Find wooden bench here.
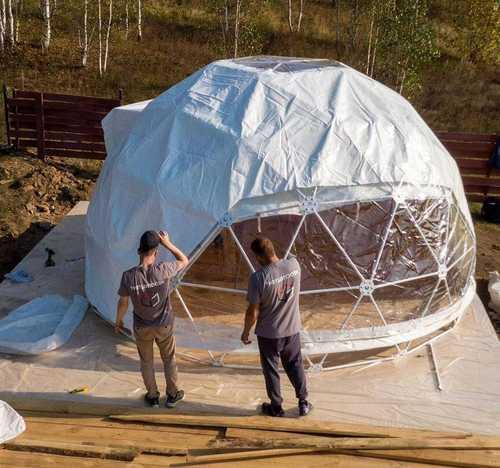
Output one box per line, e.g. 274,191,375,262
3,85,122,160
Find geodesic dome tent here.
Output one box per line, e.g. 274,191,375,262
85,56,476,370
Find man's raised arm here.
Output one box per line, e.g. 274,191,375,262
158,231,189,270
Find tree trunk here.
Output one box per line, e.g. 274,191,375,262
80,0,88,67
288,0,305,33
6,0,13,48
370,25,379,77
137,0,141,41
14,0,21,43
124,0,128,39
98,0,102,76
366,5,375,74
233,0,241,58
0,3,4,51
297,0,304,32
40,0,50,49
103,0,112,72
335,0,340,55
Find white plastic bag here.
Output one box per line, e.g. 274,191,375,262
0,401,25,443
0,294,88,355
489,271,500,314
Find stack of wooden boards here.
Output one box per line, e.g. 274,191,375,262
1,400,499,467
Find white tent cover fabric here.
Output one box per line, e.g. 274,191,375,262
86,56,475,356
0,295,88,355
0,401,25,443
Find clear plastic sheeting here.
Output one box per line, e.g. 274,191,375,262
0,401,25,443
88,56,476,366
0,295,88,355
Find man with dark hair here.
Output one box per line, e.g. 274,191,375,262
116,230,189,408
241,236,312,417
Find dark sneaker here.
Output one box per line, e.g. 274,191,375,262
144,393,160,408
165,390,185,408
261,402,285,417
299,400,313,417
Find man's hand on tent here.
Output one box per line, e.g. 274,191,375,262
158,231,171,246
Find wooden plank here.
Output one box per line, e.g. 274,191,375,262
463,177,500,189
0,450,136,468
14,89,120,107
36,91,45,160
436,131,497,143
45,131,105,142
455,158,491,171
3,438,137,461
226,427,314,440
110,413,472,440
3,84,12,146
16,420,215,452
43,140,106,152
21,411,220,436
442,140,495,158
43,122,104,135
186,449,445,466
45,149,106,159
186,448,322,464
215,435,500,451
347,449,500,468
465,193,489,203
7,129,37,139
43,109,106,122
43,91,120,106
44,101,113,116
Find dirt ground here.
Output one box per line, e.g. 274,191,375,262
0,149,498,337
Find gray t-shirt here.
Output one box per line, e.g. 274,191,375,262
118,261,179,328
247,257,301,339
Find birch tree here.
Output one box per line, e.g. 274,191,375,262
98,0,102,75
124,0,129,39
378,0,438,95
136,0,141,40
78,0,90,67
212,0,263,58
6,0,13,48
103,0,112,73
14,0,21,43
0,1,4,51
287,0,304,33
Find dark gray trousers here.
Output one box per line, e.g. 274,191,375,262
257,333,308,409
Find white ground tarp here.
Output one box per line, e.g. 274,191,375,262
0,401,25,443
88,56,474,353
0,295,88,355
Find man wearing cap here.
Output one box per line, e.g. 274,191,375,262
115,230,189,408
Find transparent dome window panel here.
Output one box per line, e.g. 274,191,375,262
289,212,361,291
300,290,359,331
172,287,247,329
338,295,387,330
446,204,474,267
405,198,449,265
182,229,252,290
373,199,447,283
232,214,304,270
447,250,475,300
317,199,395,280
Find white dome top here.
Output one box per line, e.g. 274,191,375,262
86,56,471,332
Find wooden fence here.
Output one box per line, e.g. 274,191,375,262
436,131,499,203
3,85,122,160
2,86,499,202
